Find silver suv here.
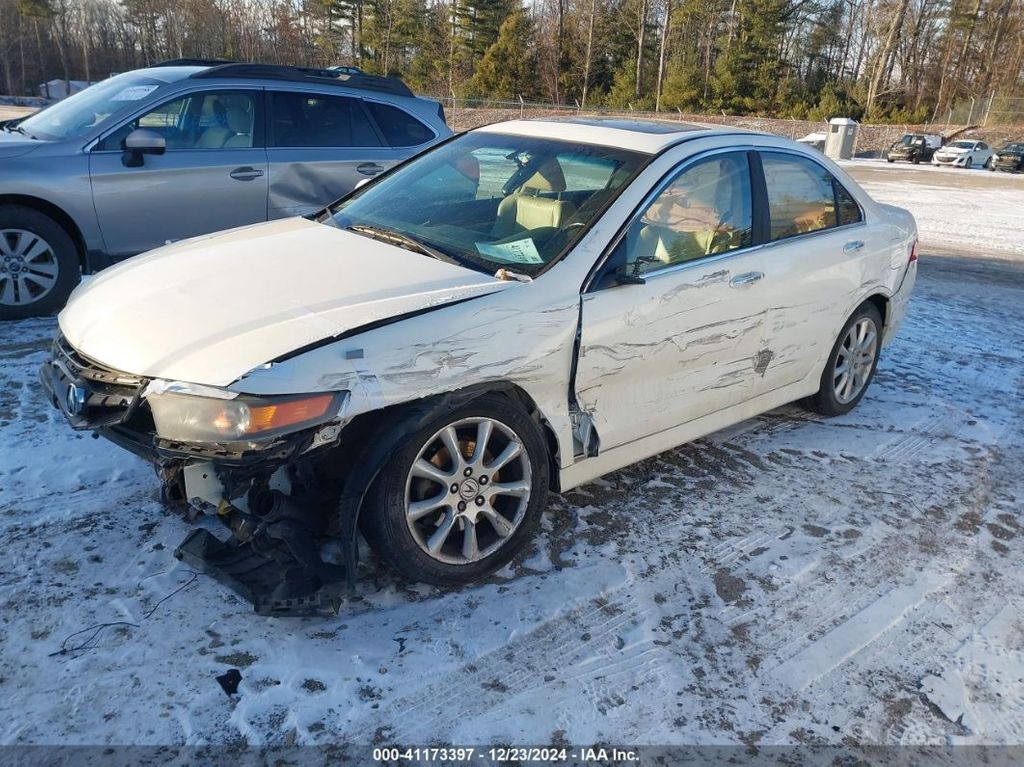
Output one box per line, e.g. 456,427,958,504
0,60,451,319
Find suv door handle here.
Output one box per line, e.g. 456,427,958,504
729,271,764,288
357,163,385,176
229,166,264,181
844,240,865,253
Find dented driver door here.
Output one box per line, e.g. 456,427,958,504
575,251,772,451
573,149,774,451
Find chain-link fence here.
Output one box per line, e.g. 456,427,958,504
985,96,1024,127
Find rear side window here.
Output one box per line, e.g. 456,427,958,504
365,102,433,147
762,152,862,240
557,154,618,191
835,180,862,226
270,91,381,148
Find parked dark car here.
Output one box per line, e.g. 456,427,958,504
991,142,1024,172
0,60,450,319
886,133,941,164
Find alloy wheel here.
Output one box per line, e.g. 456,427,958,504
404,417,532,565
833,317,878,404
0,228,59,306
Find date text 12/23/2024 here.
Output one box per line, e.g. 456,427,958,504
372,747,638,763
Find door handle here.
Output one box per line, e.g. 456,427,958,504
844,240,865,253
229,166,264,181
729,271,764,288
356,162,385,176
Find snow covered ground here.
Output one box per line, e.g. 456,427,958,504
1,168,1023,749
843,160,1024,261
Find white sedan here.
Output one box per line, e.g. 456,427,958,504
41,118,918,612
931,139,995,169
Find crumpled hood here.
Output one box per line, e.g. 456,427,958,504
60,217,510,387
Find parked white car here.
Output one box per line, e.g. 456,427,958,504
41,118,918,612
931,139,994,169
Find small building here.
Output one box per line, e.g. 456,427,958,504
824,117,859,160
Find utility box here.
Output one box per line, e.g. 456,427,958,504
825,117,859,160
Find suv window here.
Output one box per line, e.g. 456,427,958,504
762,152,864,240
100,91,257,151
626,152,753,274
270,91,382,148
364,102,433,147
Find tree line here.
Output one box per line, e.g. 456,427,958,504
1,0,1022,122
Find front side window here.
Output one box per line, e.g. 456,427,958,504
270,91,381,148
625,153,753,274
100,91,256,150
326,132,646,276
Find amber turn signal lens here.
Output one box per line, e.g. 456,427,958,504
247,393,336,434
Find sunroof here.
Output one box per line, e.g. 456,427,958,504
556,117,706,134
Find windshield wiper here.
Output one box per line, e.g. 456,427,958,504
345,224,465,268
2,122,30,137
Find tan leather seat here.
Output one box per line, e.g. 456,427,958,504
636,224,715,265
492,160,576,238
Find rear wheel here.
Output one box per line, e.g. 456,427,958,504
805,303,883,417
362,394,550,586
0,206,79,320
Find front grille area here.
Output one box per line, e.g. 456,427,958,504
50,335,149,427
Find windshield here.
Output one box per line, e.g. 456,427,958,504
1001,143,1024,153
18,73,165,141
326,132,648,277
949,141,975,149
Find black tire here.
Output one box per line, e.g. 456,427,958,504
886,157,894,164
805,302,884,417
964,158,973,170
362,393,550,586
0,205,80,320
912,156,920,165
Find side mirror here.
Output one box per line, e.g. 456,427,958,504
122,128,166,167
614,262,647,285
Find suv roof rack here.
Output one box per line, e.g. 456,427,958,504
151,58,237,68
191,63,414,98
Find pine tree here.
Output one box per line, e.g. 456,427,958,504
467,8,537,99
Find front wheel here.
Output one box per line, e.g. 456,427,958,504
805,303,883,417
362,394,550,586
964,157,973,170
0,206,80,320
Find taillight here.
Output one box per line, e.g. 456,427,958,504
909,239,918,263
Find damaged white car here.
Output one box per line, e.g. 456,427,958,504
41,118,918,613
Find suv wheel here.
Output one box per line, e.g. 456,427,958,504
362,394,550,586
0,206,80,320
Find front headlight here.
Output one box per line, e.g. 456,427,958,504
144,382,347,443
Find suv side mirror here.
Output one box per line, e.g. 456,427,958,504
122,128,166,167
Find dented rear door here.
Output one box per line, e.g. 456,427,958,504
266,88,401,219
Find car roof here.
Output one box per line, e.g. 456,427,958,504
474,117,742,154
